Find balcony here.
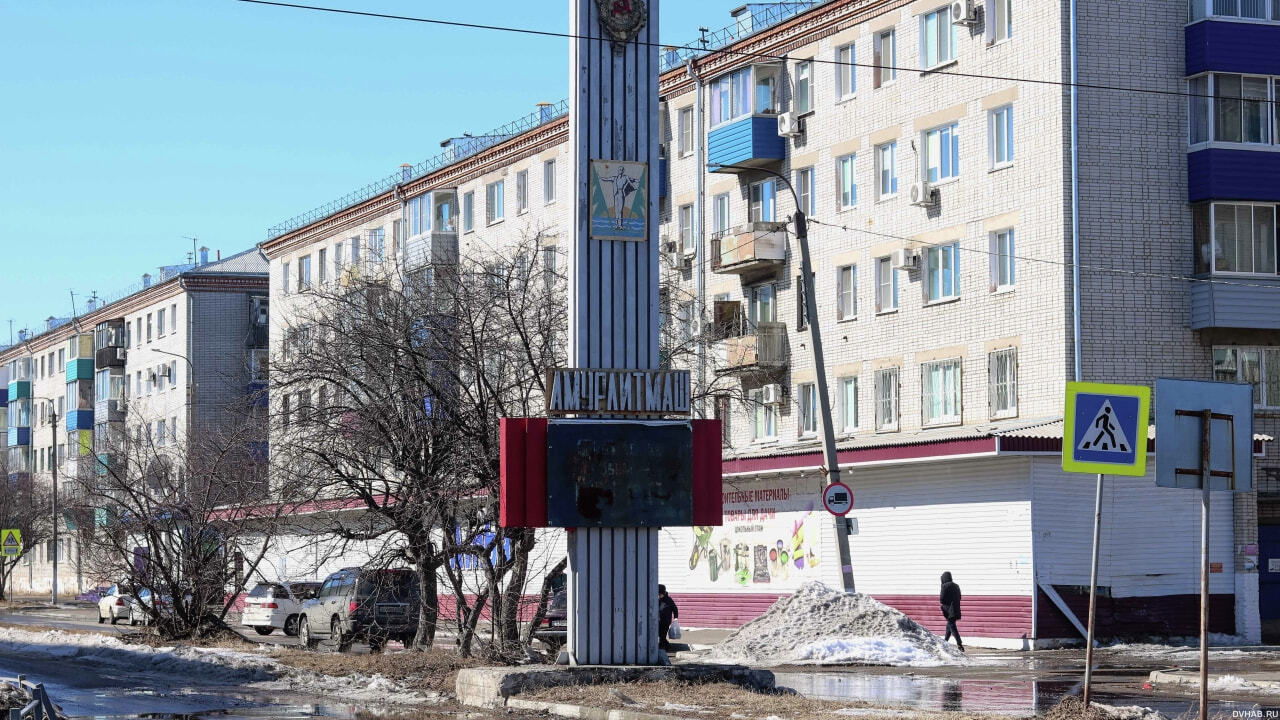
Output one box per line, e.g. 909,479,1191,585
95,397,127,423
716,322,789,374
1191,275,1280,329
711,223,788,275
1188,149,1280,203
7,380,29,401
708,115,786,172
7,426,30,447
67,358,94,382
66,409,94,432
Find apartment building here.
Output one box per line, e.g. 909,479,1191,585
2,248,269,595
256,0,1278,644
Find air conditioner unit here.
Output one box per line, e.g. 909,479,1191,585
660,237,678,254
777,112,803,138
114,347,127,362
108,399,125,414
950,0,977,25
762,383,783,405
909,180,935,207
667,251,692,269
890,248,918,270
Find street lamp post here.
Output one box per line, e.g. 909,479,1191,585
709,163,856,593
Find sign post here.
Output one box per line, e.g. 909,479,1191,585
1062,381,1150,708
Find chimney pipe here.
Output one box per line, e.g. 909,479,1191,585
17,329,27,342
400,164,412,182
46,316,56,331
217,249,221,260
142,273,152,288
199,246,210,265
537,102,553,125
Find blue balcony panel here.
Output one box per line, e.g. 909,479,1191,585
1188,149,1280,203
65,409,94,432
1191,275,1280,330
7,426,30,447
708,115,785,172
1187,20,1280,76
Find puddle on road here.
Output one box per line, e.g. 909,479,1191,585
75,699,365,720
773,671,1269,717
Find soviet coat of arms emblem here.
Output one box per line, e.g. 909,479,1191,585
595,0,648,50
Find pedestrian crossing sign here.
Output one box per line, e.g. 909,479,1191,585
1063,382,1151,476
1,529,20,557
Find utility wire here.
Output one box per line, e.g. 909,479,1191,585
236,0,1276,105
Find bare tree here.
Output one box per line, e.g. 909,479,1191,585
0,457,53,601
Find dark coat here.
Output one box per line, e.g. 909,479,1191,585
939,572,962,621
659,594,679,625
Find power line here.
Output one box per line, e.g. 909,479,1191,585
235,0,1274,105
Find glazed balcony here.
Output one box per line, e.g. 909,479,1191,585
711,223,788,275
715,322,789,374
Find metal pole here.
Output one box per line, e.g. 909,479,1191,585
50,405,58,607
1083,473,1103,707
1199,408,1212,720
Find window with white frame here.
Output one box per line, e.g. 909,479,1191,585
1214,346,1280,407
1193,0,1280,21
795,167,815,215
876,256,899,311
988,347,1018,418
462,191,475,232
710,67,751,126
990,229,1016,290
797,382,818,437
157,308,166,336
836,43,856,99
921,6,957,68
170,304,176,333
350,236,361,265
989,105,1014,167
485,180,504,224
925,123,960,182
874,367,899,431
836,264,856,320
678,204,694,253
795,60,813,114
318,248,327,284
838,154,857,209
157,419,167,446
750,179,777,222
516,170,528,213
838,376,859,433
874,29,896,87
988,0,1012,42
334,240,344,274
678,107,694,155
922,358,962,425
876,141,898,198
749,387,778,440
1188,73,1276,145
713,193,731,236
748,283,777,324
925,242,960,301
1193,202,1277,274
297,254,311,291
543,160,557,204
281,262,290,295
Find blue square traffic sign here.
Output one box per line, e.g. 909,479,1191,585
1063,382,1151,476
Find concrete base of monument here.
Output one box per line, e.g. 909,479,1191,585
454,663,780,711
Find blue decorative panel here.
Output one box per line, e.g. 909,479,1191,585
1188,149,1280,202
0,388,7,406
7,381,29,401
65,409,94,432
7,426,30,447
708,115,785,171
1190,275,1280,329
248,381,268,408
1187,21,1280,76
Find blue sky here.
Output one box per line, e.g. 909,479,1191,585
0,0,734,338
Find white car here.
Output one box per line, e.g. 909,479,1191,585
96,584,133,625
129,588,171,626
241,581,320,636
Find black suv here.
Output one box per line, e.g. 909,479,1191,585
297,567,420,652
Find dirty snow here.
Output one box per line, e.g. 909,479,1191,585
1209,674,1280,693
705,582,966,667
1092,703,1169,720
0,626,437,705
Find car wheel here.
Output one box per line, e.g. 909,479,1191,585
97,609,105,625
110,614,119,625
283,615,299,637
399,632,417,650
254,626,274,636
130,615,139,626
368,636,385,654
332,618,351,653
299,616,318,650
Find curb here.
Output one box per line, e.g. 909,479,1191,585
1148,670,1280,690
507,697,691,720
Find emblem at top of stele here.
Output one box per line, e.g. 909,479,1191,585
596,0,647,49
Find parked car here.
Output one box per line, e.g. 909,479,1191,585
530,589,567,655
297,567,419,652
129,588,171,626
96,584,133,625
241,581,320,636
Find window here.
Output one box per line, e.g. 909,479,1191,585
874,29,897,87
990,105,1015,167
516,170,528,213
334,241,344,274
921,6,958,68
925,243,961,301
838,154,857,209
925,123,960,182
749,179,777,222
462,191,475,232
169,361,178,389
135,318,142,347
755,64,779,114
281,262,290,295
318,248,327,283
544,160,557,203
749,388,777,441
146,313,153,342
797,383,818,437
836,264,856,320
989,348,1018,418
836,43,856,98
350,236,361,266
1193,73,1274,145
991,229,1016,290
1201,0,1280,20
922,358,962,425
368,228,384,261
297,254,311,291
710,67,752,126
1213,346,1280,407
678,204,694,253
795,60,813,114
57,349,64,372
157,419,167,446
541,246,558,288
1194,202,1277,274
407,194,431,236
988,0,1012,42
157,308,166,336
749,283,777,324
716,396,732,447
795,167,815,215
712,193,731,236
874,367,899,431
838,377,859,433
876,141,898,198
876,257,899,312
678,108,693,155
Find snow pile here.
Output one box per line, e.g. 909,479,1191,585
1092,703,1168,720
705,582,966,667
1209,674,1280,693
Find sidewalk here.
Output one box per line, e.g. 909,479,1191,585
1149,668,1280,693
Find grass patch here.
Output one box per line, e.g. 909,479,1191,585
271,647,487,695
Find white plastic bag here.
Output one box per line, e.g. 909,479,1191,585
668,619,681,639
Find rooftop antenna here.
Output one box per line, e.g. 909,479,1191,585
70,290,78,319
182,236,198,266
698,26,710,49
8,320,13,346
